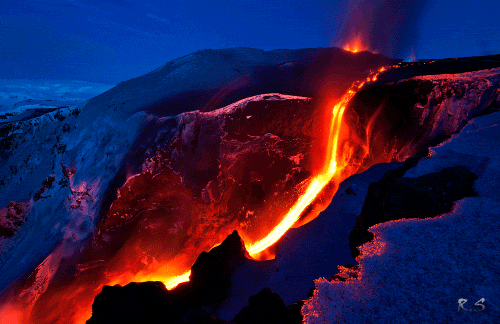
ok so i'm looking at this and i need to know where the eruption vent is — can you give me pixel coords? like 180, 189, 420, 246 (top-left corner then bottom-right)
342, 32, 371, 53
338, 0, 429, 57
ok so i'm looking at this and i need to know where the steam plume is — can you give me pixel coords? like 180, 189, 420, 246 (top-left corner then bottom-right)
338, 0, 429, 58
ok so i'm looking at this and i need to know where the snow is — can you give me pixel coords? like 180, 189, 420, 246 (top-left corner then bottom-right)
0, 103, 149, 296
0, 79, 114, 113
396, 67, 500, 160
204, 93, 311, 117
302, 111, 500, 323
414, 67, 500, 82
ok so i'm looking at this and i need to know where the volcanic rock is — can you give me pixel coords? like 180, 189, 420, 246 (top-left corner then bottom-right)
87, 231, 248, 324
373, 54, 500, 86
349, 165, 478, 257
214, 162, 404, 320
1, 52, 500, 324
0, 201, 30, 238
232, 288, 301, 324
86, 281, 174, 324
179, 309, 231, 324
189, 230, 250, 305
302, 108, 500, 324
344, 68, 500, 166
33, 175, 56, 202
91, 94, 319, 280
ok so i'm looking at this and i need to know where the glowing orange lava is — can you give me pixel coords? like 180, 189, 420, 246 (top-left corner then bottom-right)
0, 67, 389, 324
164, 270, 191, 289
343, 32, 370, 53
159, 67, 386, 289
162, 66, 388, 289
245, 67, 386, 259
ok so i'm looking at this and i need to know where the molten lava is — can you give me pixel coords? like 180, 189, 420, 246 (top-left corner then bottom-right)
164, 271, 191, 289
343, 32, 370, 53
157, 67, 389, 292
0, 66, 390, 324
245, 67, 387, 259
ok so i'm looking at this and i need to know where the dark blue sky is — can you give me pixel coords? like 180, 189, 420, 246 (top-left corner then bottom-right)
1, 0, 499, 83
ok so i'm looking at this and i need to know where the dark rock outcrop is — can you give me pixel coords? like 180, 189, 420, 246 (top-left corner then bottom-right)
91, 95, 319, 279
344, 67, 500, 167
0, 201, 30, 238
189, 230, 250, 305
87, 281, 174, 324
179, 308, 231, 324
33, 175, 56, 201
349, 165, 478, 257
87, 231, 247, 324
87, 231, 302, 324
373, 54, 500, 86
232, 288, 302, 324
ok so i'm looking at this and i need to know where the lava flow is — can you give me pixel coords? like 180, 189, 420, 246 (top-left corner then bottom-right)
243, 67, 386, 256
0, 66, 390, 324
163, 66, 388, 289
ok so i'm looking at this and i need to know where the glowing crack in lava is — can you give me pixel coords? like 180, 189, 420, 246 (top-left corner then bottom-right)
164, 271, 191, 290
162, 66, 388, 290
343, 32, 370, 53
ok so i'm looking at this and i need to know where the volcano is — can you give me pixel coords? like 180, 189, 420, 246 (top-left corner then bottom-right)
0, 48, 499, 323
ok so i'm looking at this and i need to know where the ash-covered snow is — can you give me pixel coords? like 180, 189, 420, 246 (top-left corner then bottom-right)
302, 111, 500, 323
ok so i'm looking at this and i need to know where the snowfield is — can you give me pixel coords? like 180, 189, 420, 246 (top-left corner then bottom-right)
302, 110, 500, 323
0, 79, 114, 113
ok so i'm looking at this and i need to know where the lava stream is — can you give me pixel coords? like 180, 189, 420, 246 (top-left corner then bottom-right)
164, 271, 192, 289
163, 66, 388, 290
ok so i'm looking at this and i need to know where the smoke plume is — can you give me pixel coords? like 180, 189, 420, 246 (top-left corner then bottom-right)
338, 0, 429, 58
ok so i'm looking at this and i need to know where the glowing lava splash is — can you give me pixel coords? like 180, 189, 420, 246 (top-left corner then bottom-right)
163, 66, 388, 289
343, 32, 370, 53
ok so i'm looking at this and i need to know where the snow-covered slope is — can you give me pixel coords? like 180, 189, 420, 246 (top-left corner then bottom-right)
302, 111, 500, 323
82, 47, 397, 118
0, 79, 114, 114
